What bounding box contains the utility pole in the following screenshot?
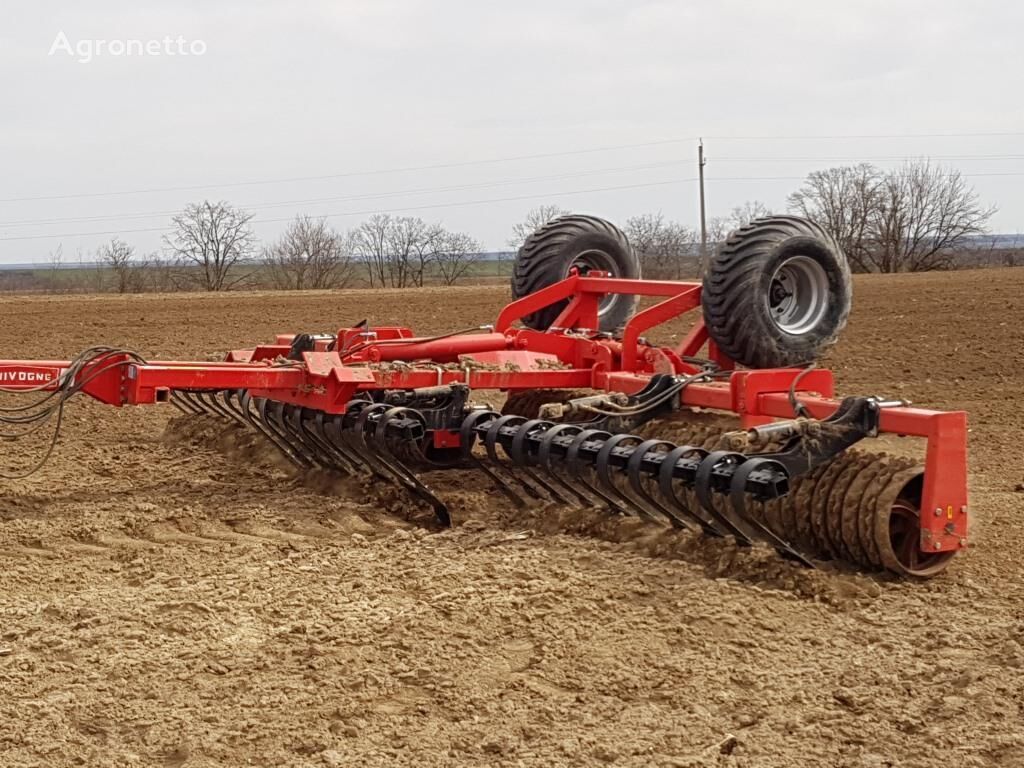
[698,138,708,270]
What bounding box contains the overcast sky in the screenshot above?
[1,1,1022,264]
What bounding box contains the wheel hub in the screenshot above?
[767,255,829,335]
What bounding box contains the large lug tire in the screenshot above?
[511,214,641,333]
[701,215,852,369]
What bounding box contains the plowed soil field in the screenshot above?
[1,269,1023,767]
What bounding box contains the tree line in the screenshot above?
[7,158,1014,295]
[504,160,1008,280]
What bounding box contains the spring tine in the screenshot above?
[267,401,324,468]
[374,407,451,525]
[657,445,725,537]
[306,410,359,474]
[459,410,526,505]
[484,415,549,501]
[176,390,201,413]
[282,405,341,471]
[594,434,662,523]
[191,391,219,416]
[323,411,379,476]
[626,439,691,530]
[694,451,754,545]
[233,391,306,469]
[344,401,407,482]
[293,406,348,471]
[219,390,253,427]
[535,423,601,508]
[343,401,397,480]
[730,458,815,567]
[198,391,235,423]
[180,391,209,415]
[508,419,572,505]
[564,429,626,514]
[170,391,200,415]
[356,405,450,525]
[254,397,314,469]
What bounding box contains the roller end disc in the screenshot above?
[875,471,959,578]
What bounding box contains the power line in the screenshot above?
[0,138,696,204]
[705,131,1024,140]
[0,160,689,229]
[4,169,1022,243]
[2,130,1021,204]
[0,177,697,242]
[5,152,1019,230]
[712,154,1024,162]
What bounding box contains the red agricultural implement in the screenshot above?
[0,215,968,577]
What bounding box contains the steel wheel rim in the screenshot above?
[568,248,618,319]
[767,255,829,335]
[887,499,957,577]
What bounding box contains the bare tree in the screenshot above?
[789,161,994,272]
[264,215,355,290]
[870,161,995,272]
[507,204,570,250]
[728,200,773,229]
[348,214,442,288]
[393,217,443,288]
[788,164,881,272]
[46,244,65,293]
[348,214,390,288]
[164,201,256,290]
[623,213,698,279]
[702,201,774,265]
[147,255,190,293]
[97,237,149,293]
[433,231,482,286]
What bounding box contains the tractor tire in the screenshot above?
[512,214,640,333]
[701,215,852,369]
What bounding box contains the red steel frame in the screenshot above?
[0,275,968,554]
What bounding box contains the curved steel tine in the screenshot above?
[351,404,449,525]
[626,439,691,529]
[371,406,450,526]
[219,390,253,427]
[484,415,548,501]
[283,405,341,471]
[730,459,815,567]
[657,445,725,537]
[254,397,314,469]
[249,400,308,468]
[170,391,200,415]
[239,390,282,441]
[594,434,661,522]
[194,390,217,416]
[181,391,209,415]
[323,410,377,475]
[694,450,754,545]
[535,423,600,508]
[335,401,395,480]
[306,410,359,474]
[459,410,525,505]
[564,429,625,514]
[508,419,571,504]
[268,401,324,468]
[198,390,235,423]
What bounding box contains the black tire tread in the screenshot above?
[512,214,640,332]
[702,215,852,369]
